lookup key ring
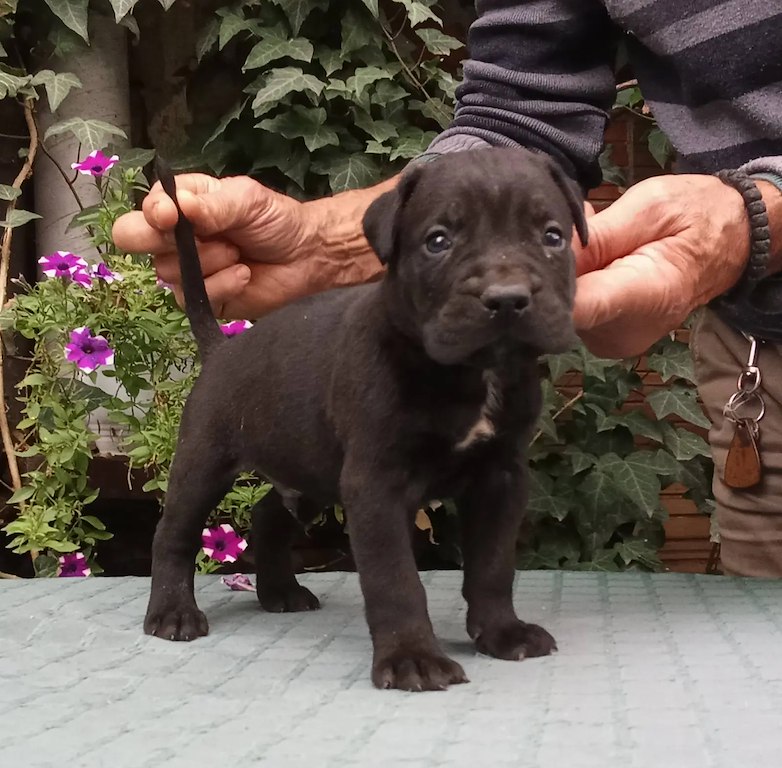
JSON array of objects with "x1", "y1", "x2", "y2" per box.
[{"x1": 723, "y1": 333, "x2": 766, "y2": 426}]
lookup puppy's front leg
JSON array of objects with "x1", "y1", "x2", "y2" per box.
[
  {"x1": 341, "y1": 466, "x2": 468, "y2": 692},
  {"x1": 458, "y1": 466, "x2": 557, "y2": 660}
]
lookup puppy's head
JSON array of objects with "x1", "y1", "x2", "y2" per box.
[{"x1": 363, "y1": 148, "x2": 586, "y2": 365}]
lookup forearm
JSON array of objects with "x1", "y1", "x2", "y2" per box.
[
  {"x1": 429, "y1": 0, "x2": 617, "y2": 189},
  {"x1": 303, "y1": 175, "x2": 399, "y2": 286}
]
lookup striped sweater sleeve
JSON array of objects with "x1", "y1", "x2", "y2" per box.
[{"x1": 426, "y1": 0, "x2": 618, "y2": 190}]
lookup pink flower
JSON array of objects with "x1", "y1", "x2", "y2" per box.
[
  {"x1": 71, "y1": 150, "x2": 119, "y2": 177},
  {"x1": 155, "y1": 277, "x2": 173, "y2": 292},
  {"x1": 39, "y1": 251, "x2": 92, "y2": 288},
  {"x1": 220, "y1": 320, "x2": 253, "y2": 337},
  {"x1": 91, "y1": 262, "x2": 123, "y2": 283},
  {"x1": 221, "y1": 574, "x2": 255, "y2": 592},
  {"x1": 202, "y1": 523, "x2": 247, "y2": 563},
  {"x1": 64, "y1": 327, "x2": 114, "y2": 373},
  {"x1": 58, "y1": 552, "x2": 91, "y2": 577}
]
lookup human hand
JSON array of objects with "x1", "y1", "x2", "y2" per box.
[
  {"x1": 112, "y1": 173, "x2": 391, "y2": 319},
  {"x1": 573, "y1": 174, "x2": 751, "y2": 358}
]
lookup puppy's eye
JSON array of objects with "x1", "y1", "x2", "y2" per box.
[
  {"x1": 425, "y1": 230, "x2": 452, "y2": 255},
  {"x1": 543, "y1": 227, "x2": 565, "y2": 249}
]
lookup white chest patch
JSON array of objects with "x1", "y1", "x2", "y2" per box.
[{"x1": 455, "y1": 371, "x2": 503, "y2": 451}]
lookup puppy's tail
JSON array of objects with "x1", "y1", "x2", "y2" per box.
[{"x1": 155, "y1": 158, "x2": 224, "y2": 359}]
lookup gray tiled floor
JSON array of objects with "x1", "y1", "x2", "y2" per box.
[{"x1": 2, "y1": 571, "x2": 782, "y2": 767}]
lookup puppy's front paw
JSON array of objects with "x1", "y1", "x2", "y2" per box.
[
  {"x1": 257, "y1": 583, "x2": 320, "y2": 613},
  {"x1": 473, "y1": 620, "x2": 557, "y2": 660},
  {"x1": 372, "y1": 647, "x2": 469, "y2": 692},
  {"x1": 144, "y1": 602, "x2": 208, "y2": 641}
]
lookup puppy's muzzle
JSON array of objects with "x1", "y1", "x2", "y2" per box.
[{"x1": 480, "y1": 284, "x2": 532, "y2": 320}]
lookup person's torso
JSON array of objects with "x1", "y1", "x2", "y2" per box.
[{"x1": 602, "y1": 0, "x2": 782, "y2": 173}]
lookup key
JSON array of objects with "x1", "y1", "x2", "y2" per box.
[{"x1": 723, "y1": 418, "x2": 762, "y2": 490}]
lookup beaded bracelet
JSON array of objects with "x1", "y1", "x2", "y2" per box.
[{"x1": 715, "y1": 169, "x2": 772, "y2": 299}]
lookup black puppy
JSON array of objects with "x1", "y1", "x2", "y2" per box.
[{"x1": 145, "y1": 148, "x2": 587, "y2": 691}]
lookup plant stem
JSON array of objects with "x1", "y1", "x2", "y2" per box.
[
  {"x1": 530, "y1": 390, "x2": 585, "y2": 445},
  {"x1": 0, "y1": 98, "x2": 39, "y2": 498}
]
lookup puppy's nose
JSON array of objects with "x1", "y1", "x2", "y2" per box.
[{"x1": 480, "y1": 284, "x2": 531, "y2": 315}]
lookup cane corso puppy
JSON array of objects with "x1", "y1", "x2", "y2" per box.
[{"x1": 145, "y1": 148, "x2": 587, "y2": 691}]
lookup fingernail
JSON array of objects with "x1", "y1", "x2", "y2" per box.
[{"x1": 236, "y1": 265, "x2": 251, "y2": 283}]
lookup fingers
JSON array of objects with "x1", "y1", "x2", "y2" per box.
[
  {"x1": 154, "y1": 240, "x2": 242, "y2": 283},
  {"x1": 171, "y1": 265, "x2": 252, "y2": 318}
]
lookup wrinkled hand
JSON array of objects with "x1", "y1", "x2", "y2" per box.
[
  {"x1": 573, "y1": 174, "x2": 750, "y2": 358},
  {"x1": 112, "y1": 173, "x2": 377, "y2": 319}
]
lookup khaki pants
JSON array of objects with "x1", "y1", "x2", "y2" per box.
[{"x1": 692, "y1": 309, "x2": 782, "y2": 577}]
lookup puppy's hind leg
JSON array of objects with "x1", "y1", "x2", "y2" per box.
[
  {"x1": 144, "y1": 448, "x2": 235, "y2": 641},
  {"x1": 251, "y1": 489, "x2": 320, "y2": 613}
]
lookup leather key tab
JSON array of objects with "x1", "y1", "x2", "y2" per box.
[{"x1": 723, "y1": 420, "x2": 762, "y2": 489}]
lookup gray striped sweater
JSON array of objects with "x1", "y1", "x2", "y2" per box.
[{"x1": 428, "y1": 0, "x2": 782, "y2": 189}]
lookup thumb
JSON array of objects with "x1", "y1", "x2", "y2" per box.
[{"x1": 576, "y1": 188, "x2": 669, "y2": 276}]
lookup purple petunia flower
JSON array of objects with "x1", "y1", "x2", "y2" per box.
[
  {"x1": 155, "y1": 277, "x2": 173, "y2": 292},
  {"x1": 202, "y1": 523, "x2": 247, "y2": 563},
  {"x1": 64, "y1": 327, "x2": 114, "y2": 373},
  {"x1": 220, "y1": 320, "x2": 253, "y2": 337},
  {"x1": 39, "y1": 251, "x2": 92, "y2": 288},
  {"x1": 58, "y1": 552, "x2": 91, "y2": 577},
  {"x1": 91, "y1": 262, "x2": 123, "y2": 283},
  {"x1": 221, "y1": 574, "x2": 255, "y2": 592},
  {"x1": 71, "y1": 150, "x2": 119, "y2": 177}
]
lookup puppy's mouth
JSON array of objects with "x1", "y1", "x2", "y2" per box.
[{"x1": 422, "y1": 300, "x2": 577, "y2": 365}]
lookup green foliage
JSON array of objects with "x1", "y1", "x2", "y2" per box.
[{"x1": 517, "y1": 333, "x2": 713, "y2": 572}]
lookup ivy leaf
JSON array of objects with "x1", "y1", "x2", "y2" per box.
[
  {"x1": 545, "y1": 350, "x2": 582, "y2": 382},
  {"x1": 570, "y1": 549, "x2": 621, "y2": 572},
  {"x1": 1, "y1": 209, "x2": 42, "y2": 228},
  {"x1": 372, "y1": 80, "x2": 409, "y2": 107},
  {"x1": 365, "y1": 140, "x2": 390, "y2": 155},
  {"x1": 42, "y1": 0, "x2": 89, "y2": 41},
  {"x1": 389, "y1": 126, "x2": 436, "y2": 160},
  {"x1": 0, "y1": 184, "x2": 21, "y2": 201},
  {"x1": 599, "y1": 452, "x2": 661, "y2": 517},
  {"x1": 204, "y1": 98, "x2": 248, "y2": 149},
  {"x1": 107, "y1": 0, "x2": 139, "y2": 22},
  {"x1": 392, "y1": 0, "x2": 441, "y2": 27},
  {"x1": 359, "y1": 0, "x2": 378, "y2": 17},
  {"x1": 30, "y1": 69, "x2": 82, "y2": 112},
  {"x1": 0, "y1": 67, "x2": 32, "y2": 98},
  {"x1": 243, "y1": 36, "x2": 313, "y2": 71},
  {"x1": 352, "y1": 109, "x2": 398, "y2": 143},
  {"x1": 0, "y1": 41, "x2": 5, "y2": 58},
  {"x1": 347, "y1": 66, "x2": 392, "y2": 99},
  {"x1": 258, "y1": 105, "x2": 338, "y2": 152},
  {"x1": 44, "y1": 117, "x2": 127, "y2": 151},
  {"x1": 271, "y1": 0, "x2": 328, "y2": 35},
  {"x1": 648, "y1": 127, "x2": 673, "y2": 168},
  {"x1": 340, "y1": 9, "x2": 374, "y2": 57},
  {"x1": 646, "y1": 384, "x2": 711, "y2": 429},
  {"x1": 647, "y1": 345, "x2": 696, "y2": 383},
  {"x1": 562, "y1": 446, "x2": 598, "y2": 475},
  {"x1": 250, "y1": 67, "x2": 325, "y2": 117},
  {"x1": 196, "y1": 18, "x2": 219, "y2": 61},
  {"x1": 581, "y1": 349, "x2": 616, "y2": 381},
  {"x1": 218, "y1": 9, "x2": 250, "y2": 50},
  {"x1": 661, "y1": 423, "x2": 710, "y2": 461},
  {"x1": 315, "y1": 47, "x2": 343, "y2": 77},
  {"x1": 311, "y1": 152, "x2": 381, "y2": 192},
  {"x1": 409, "y1": 97, "x2": 452, "y2": 129},
  {"x1": 157, "y1": 0, "x2": 176, "y2": 8},
  {"x1": 614, "y1": 537, "x2": 664, "y2": 570},
  {"x1": 526, "y1": 470, "x2": 570, "y2": 523},
  {"x1": 415, "y1": 28, "x2": 464, "y2": 56}
]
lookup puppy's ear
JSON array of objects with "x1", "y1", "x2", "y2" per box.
[
  {"x1": 362, "y1": 165, "x2": 423, "y2": 265},
  {"x1": 544, "y1": 158, "x2": 589, "y2": 247}
]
